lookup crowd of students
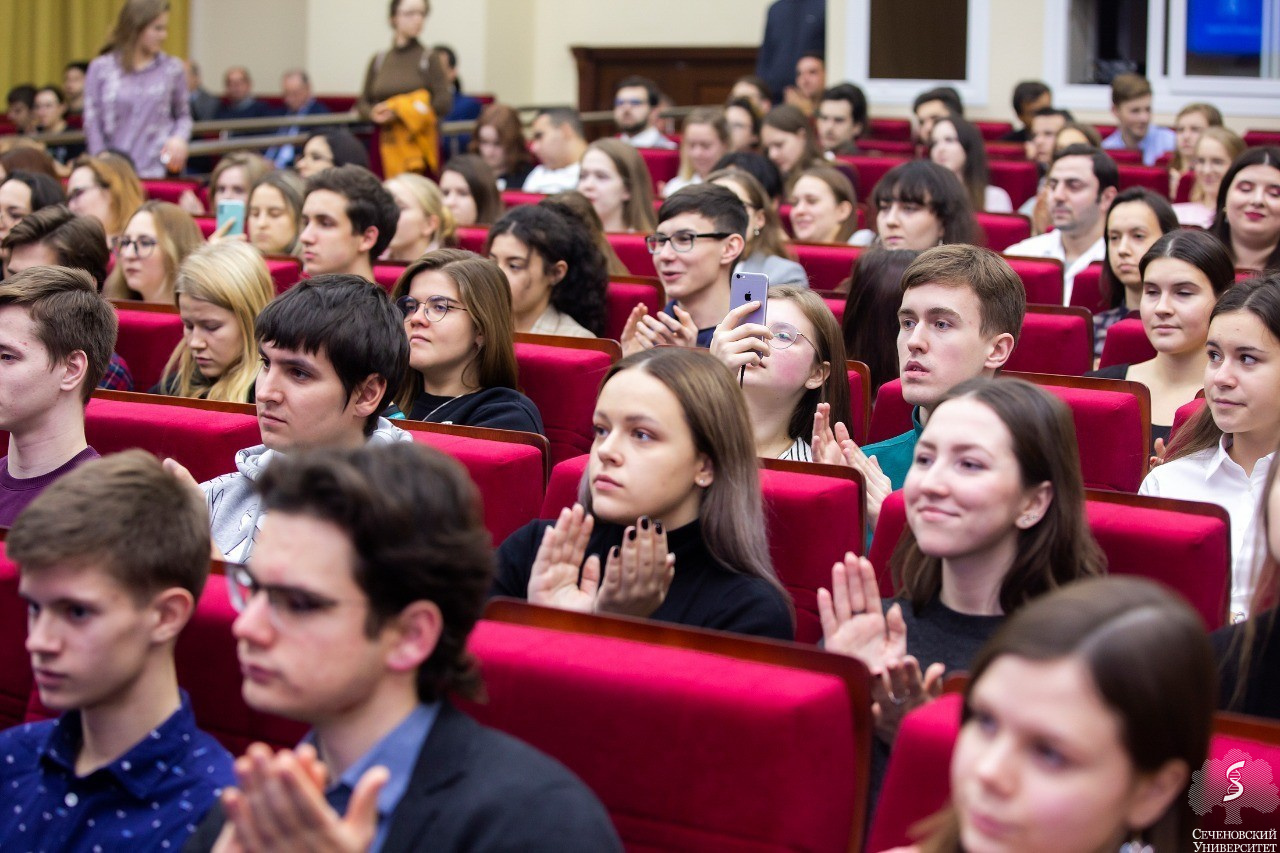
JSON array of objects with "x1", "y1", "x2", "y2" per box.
[{"x1": 0, "y1": 0, "x2": 1277, "y2": 849}]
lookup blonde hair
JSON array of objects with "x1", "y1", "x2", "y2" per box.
[
  {"x1": 72, "y1": 153, "x2": 145, "y2": 239},
  {"x1": 584, "y1": 139, "x2": 657, "y2": 233},
  {"x1": 1191, "y1": 126, "x2": 1246, "y2": 205},
  {"x1": 159, "y1": 241, "x2": 274, "y2": 402},
  {"x1": 103, "y1": 200, "x2": 204, "y2": 302},
  {"x1": 385, "y1": 172, "x2": 457, "y2": 253},
  {"x1": 676, "y1": 108, "x2": 730, "y2": 182}
]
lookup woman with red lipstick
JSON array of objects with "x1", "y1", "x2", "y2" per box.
[
  {"x1": 1141, "y1": 275, "x2": 1280, "y2": 622},
  {"x1": 905, "y1": 577, "x2": 1211, "y2": 853},
  {"x1": 492, "y1": 347, "x2": 794, "y2": 639},
  {"x1": 820, "y1": 377, "x2": 1102, "y2": 743},
  {"x1": 1089, "y1": 188, "x2": 1178, "y2": 359},
  {"x1": 1210, "y1": 147, "x2": 1280, "y2": 273}
]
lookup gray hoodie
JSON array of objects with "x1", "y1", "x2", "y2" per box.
[{"x1": 201, "y1": 417, "x2": 413, "y2": 561}]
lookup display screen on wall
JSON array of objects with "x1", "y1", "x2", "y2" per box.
[{"x1": 1187, "y1": 0, "x2": 1262, "y2": 56}]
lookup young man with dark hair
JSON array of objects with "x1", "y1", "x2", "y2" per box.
[
  {"x1": 2, "y1": 205, "x2": 133, "y2": 390},
  {"x1": 300, "y1": 164, "x2": 400, "y2": 280},
  {"x1": 1005, "y1": 144, "x2": 1118, "y2": 303},
  {"x1": 1000, "y1": 80, "x2": 1052, "y2": 143},
  {"x1": 912, "y1": 86, "x2": 964, "y2": 146},
  {"x1": 816, "y1": 82, "x2": 868, "y2": 156},
  {"x1": 62, "y1": 61, "x2": 89, "y2": 117},
  {"x1": 0, "y1": 450, "x2": 233, "y2": 851},
  {"x1": 174, "y1": 274, "x2": 413, "y2": 561},
  {"x1": 755, "y1": 0, "x2": 825, "y2": 107},
  {"x1": 791, "y1": 51, "x2": 826, "y2": 113},
  {"x1": 523, "y1": 108, "x2": 589, "y2": 193},
  {"x1": 815, "y1": 245, "x2": 1026, "y2": 528},
  {"x1": 613, "y1": 75, "x2": 674, "y2": 150},
  {"x1": 621, "y1": 184, "x2": 747, "y2": 353},
  {"x1": 184, "y1": 443, "x2": 620, "y2": 852},
  {"x1": 1102, "y1": 72, "x2": 1176, "y2": 166},
  {"x1": 0, "y1": 266, "x2": 115, "y2": 524},
  {"x1": 6, "y1": 83, "x2": 37, "y2": 135}
]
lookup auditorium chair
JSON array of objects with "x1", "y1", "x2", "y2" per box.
[
  {"x1": 973, "y1": 120, "x2": 1013, "y2": 140},
  {"x1": 867, "y1": 488, "x2": 1230, "y2": 629},
  {"x1": 539, "y1": 454, "x2": 865, "y2": 644},
  {"x1": 605, "y1": 276, "x2": 665, "y2": 340},
  {"x1": 111, "y1": 300, "x2": 184, "y2": 390},
  {"x1": 858, "y1": 138, "x2": 914, "y2": 156},
  {"x1": 1171, "y1": 396, "x2": 1205, "y2": 441},
  {"x1": 1106, "y1": 148, "x2": 1143, "y2": 164},
  {"x1": 500, "y1": 189, "x2": 547, "y2": 209},
  {"x1": 1068, "y1": 261, "x2": 1108, "y2": 314},
  {"x1": 975, "y1": 211, "x2": 1032, "y2": 252},
  {"x1": 455, "y1": 225, "x2": 488, "y2": 253},
  {"x1": 473, "y1": 600, "x2": 874, "y2": 851},
  {"x1": 1244, "y1": 130, "x2": 1280, "y2": 147},
  {"x1": 835, "y1": 155, "x2": 908, "y2": 199},
  {"x1": 606, "y1": 232, "x2": 653, "y2": 277},
  {"x1": 194, "y1": 215, "x2": 218, "y2": 238},
  {"x1": 1003, "y1": 305, "x2": 1093, "y2": 376},
  {"x1": 637, "y1": 147, "x2": 680, "y2": 191},
  {"x1": 513, "y1": 333, "x2": 620, "y2": 465},
  {"x1": 1001, "y1": 255, "x2": 1065, "y2": 304},
  {"x1": 867, "y1": 118, "x2": 911, "y2": 142},
  {"x1": 791, "y1": 241, "x2": 862, "y2": 292},
  {"x1": 372, "y1": 260, "x2": 409, "y2": 292},
  {"x1": 985, "y1": 160, "x2": 1038, "y2": 209},
  {"x1": 1117, "y1": 164, "x2": 1171, "y2": 197},
  {"x1": 984, "y1": 140, "x2": 1029, "y2": 161},
  {"x1": 847, "y1": 359, "x2": 872, "y2": 445},
  {"x1": 140, "y1": 179, "x2": 203, "y2": 205},
  {"x1": 818, "y1": 288, "x2": 846, "y2": 322},
  {"x1": 1174, "y1": 170, "x2": 1196, "y2": 204},
  {"x1": 1098, "y1": 316, "x2": 1157, "y2": 368},
  {"x1": 264, "y1": 255, "x2": 303, "y2": 294},
  {"x1": 0, "y1": 542, "x2": 30, "y2": 730}
]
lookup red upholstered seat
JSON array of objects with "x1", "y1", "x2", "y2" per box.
[
  {"x1": 858, "y1": 138, "x2": 914, "y2": 156},
  {"x1": 112, "y1": 302, "x2": 184, "y2": 391},
  {"x1": 821, "y1": 291, "x2": 845, "y2": 322},
  {"x1": 1068, "y1": 261, "x2": 1107, "y2": 313},
  {"x1": 868, "y1": 118, "x2": 912, "y2": 142},
  {"x1": 1118, "y1": 164, "x2": 1171, "y2": 197},
  {"x1": 867, "y1": 378, "x2": 913, "y2": 444},
  {"x1": 637, "y1": 147, "x2": 680, "y2": 190},
  {"x1": 86, "y1": 392, "x2": 260, "y2": 483},
  {"x1": 835, "y1": 155, "x2": 908, "y2": 198},
  {"x1": 605, "y1": 277, "x2": 664, "y2": 340},
  {"x1": 974, "y1": 120, "x2": 1013, "y2": 140},
  {"x1": 984, "y1": 141, "x2": 1029, "y2": 161},
  {"x1": 468, "y1": 607, "x2": 871, "y2": 850},
  {"x1": 1175, "y1": 170, "x2": 1196, "y2": 203},
  {"x1": 455, "y1": 225, "x2": 488, "y2": 253},
  {"x1": 986, "y1": 160, "x2": 1038, "y2": 208},
  {"x1": 1005, "y1": 305, "x2": 1093, "y2": 376},
  {"x1": 1107, "y1": 147, "x2": 1142, "y2": 164},
  {"x1": 513, "y1": 335, "x2": 619, "y2": 465},
  {"x1": 372, "y1": 261, "x2": 408, "y2": 292},
  {"x1": 0, "y1": 544, "x2": 31, "y2": 731},
  {"x1": 1002, "y1": 255, "x2": 1065, "y2": 304},
  {"x1": 848, "y1": 360, "x2": 872, "y2": 445},
  {"x1": 1099, "y1": 317, "x2": 1156, "y2": 368},
  {"x1": 1171, "y1": 396, "x2": 1205, "y2": 442},
  {"x1": 867, "y1": 692, "x2": 962, "y2": 851},
  {"x1": 194, "y1": 216, "x2": 217, "y2": 238},
  {"x1": 500, "y1": 189, "x2": 547, "y2": 209},
  {"x1": 975, "y1": 211, "x2": 1032, "y2": 252},
  {"x1": 606, "y1": 232, "x2": 653, "y2": 276},
  {"x1": 315, "y1": 94, "x2": 357, "y2": 112},
  {"x1": 1201, "y1": 716, "x2": 1280, "y2": 832},
  {"x1": 141, "y1": 179, "x2": 202, "y2": 204},
  {"x1": 1244, "y1": 129, "x2": 1280, "y2": 147},
  {"x1": 264, "y1": 255, "x2": 303, "y2": 294},
  {"x1": 791, "y1": 241, "x2": 861, "y2": 291},
  {"x1": 869, "y1": 489, "x2": 1230, "y2": 629},
  {"x1": 540, "y1": 455, "x2": 865, "y2": 643}
]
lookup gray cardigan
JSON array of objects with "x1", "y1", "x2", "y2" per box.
[{"x1": 734, "y1": 251, "x2": 810, "y2": 287}]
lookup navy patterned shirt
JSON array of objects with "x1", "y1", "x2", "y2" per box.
[{"x1": 0, "y1": 692, "x2": 233, "y2": 852}]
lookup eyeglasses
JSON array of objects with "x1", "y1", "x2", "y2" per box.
[
  {"x1": 614, "y1": 98, "x2": 647, "y2": 108},
  {"x1": 766, "y1": 321, "x2": 814, "y2": 350},
  {"x1": 645, "y1": 230, "x2": 733, "y2": 254},
  {"x1": 225, "y1": 563, "x2": 363, "y2": 632},
  {"x1": 396, "y1": 294, "x2": 468, "y2": 322},
  {"x1": 112, "y1": 236, "x2": 158, "y2": 258}
]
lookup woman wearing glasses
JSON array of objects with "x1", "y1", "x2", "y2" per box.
[
  {"x1": 710, "y1": 285, "x2": 852, "y2": 460},
  {"x1": 103, "y1": 200, "x2": 203, "y2": 302},
  {"x1": 389, "y1": 248, "x2": 544, "y2": 433},
  {"x1": 67, "y1": 153, "x2": 145, "y2": 248}
]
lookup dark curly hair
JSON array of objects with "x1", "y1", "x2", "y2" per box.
[{"x1": 485, "y1": 204, "x2": 608, "y2": 336}]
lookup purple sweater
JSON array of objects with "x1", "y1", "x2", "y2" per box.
[
  {"x1": 84, "y1": 52, "x2": 191, "y2": 178},
  {"x1": 0, "y1": 447, "x2": 99, "y2": 527}
]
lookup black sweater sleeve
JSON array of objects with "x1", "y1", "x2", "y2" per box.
[{"x1": 492, "y1": 519, "x2": 550, "y2": 599}]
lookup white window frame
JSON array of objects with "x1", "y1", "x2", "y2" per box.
[
  {"x1": 1042, "y1": 0, "x2": 1280, "y2": 117},
  {"x1": 842, "y1": 0, "x2": 991, "y2": 108}
]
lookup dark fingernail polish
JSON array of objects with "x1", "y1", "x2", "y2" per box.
[
  {"x1": 609, "y1": 546, "x2": 620, "y2": 559},
  {"x1": 640, "y1": 516, "x2": 651, "y2": 530},
  {"x1": 627, "y1": 527, "x2": 637, "y2": 541},
  {"x1": 654, "y1": 520, "x2": 663, "y2": 534}
]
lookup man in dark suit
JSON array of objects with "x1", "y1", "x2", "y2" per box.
[
  {"x1": 755, "y1": 0, "x2": 825, "y2": 111},
  {"x1": 266, "y1": 69, "x2": 331, "y2": 168},
  {"x1": 182, "y1": 443, "x2": 620, "y2": 853}
]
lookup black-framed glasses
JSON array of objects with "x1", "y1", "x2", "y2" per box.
[
  {"x1": 645, "y1": 230, "x2": 733, "y2": 254},
  {"x1": 112, "y1": 236, "x2": 158, "y2": 258},
  {"x1": 225, "y1": 563, "x2": 363, "y2": 632},
  {"x1": 396, "y1": 294, "x2": 468, "y2": 322},
  {"x1": 766, "y1": 321, "x2": 813, "y2": 351}
]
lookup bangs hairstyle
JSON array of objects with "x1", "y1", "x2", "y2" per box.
[
  {"x1": 469, "y1": 103, "x2": 533, "y2": 171},
  {"x1": 657, "y1": 182, "x2": 749, "y2": 239},
  {"x1": 0, "y1": 265, "x2": 116, "y2": 403},
  {"x1": 1100, "y1": 187, "x2": 1178, "y2": 308},
  {"x1": 900, "y1": 244, "x2": 1026, "y2": 341},
  {"x1": 256, "y1": 442, "x2": 492, "y2": 704},
  {"x1": 385, "y1": 172, "x2": 458, "y2": 248},
  {"x1": 870, "y1": 159, "x2": 977, "y2": 246},
  {"x1": 105, "y1": 0, "x2": 169, "y2": 70},
  {"x1": 256, "y1": 274, "x2": 409, "y2": 435},
  {"x1": 71, "y1": 152, "x2": 144, "y2": 237},
  {"x1": 1166, "y1": 274, "x2": 1280, "y2": 462},
  {"x1": 891, "y1": 377, "x2": 1104, "y2": 612},
  {"x1": 8, "y1": 450, "x2": 212, "y2": 603},
  {"x1": 1211, "y1": 146, "x2": 1280, "y2": 272},
  {"x1": 486, "y1": 205, "x2": 608, "y2": 336},
  {"x1": 707, "y1": 167, "x2": 793, "y2": 261},
  {"x1": 103, "y1": 200, "x2": 204, "y2": 302},
  {"x1": 920, "y1": 577, "x2": 1211, "y2": 852},
  {"x1": 161, "y1": 241, "x2": 275, "y2": 403},
  {"x1": 583, "y1": 139, "x2": 657, "y2": 233},
  {"x1": 769, "y1": 284, "x2": 853, "y2": 441},
  {"x1": 248, "y1": 170, "x2": 307, "y2": 255},
  {"x1": 390, "y1": 249, "x2": 518, "y2": 413},
  {"x1": 583, "y1": 347, "x2": 792, "y2": 625},
  {"x1": 305, "y1": 164, "x2": 400, "y2": 259},
  {"x1": 793, "y1": 164, "x2": 857, "y2": 242},
  {"x1": 441, "y1": 154, "x2": 504, "y2": 226}
]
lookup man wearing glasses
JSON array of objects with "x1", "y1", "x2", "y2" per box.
[
  {"x1": 299, "y1": 165, "x2": 400, "y2": 282},
  {"x1": 622, "y1": 184, "x2": 746, "y2": 354},
  {"x1": 167, "y1": 275, "x2": 413, "y2": 561},
  {"x1": 612, "y1": 76, "x2": 676, "y2": 150}
]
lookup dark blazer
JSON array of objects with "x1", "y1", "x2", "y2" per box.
[{"x1": 183, "y1": 702, "x2": 621, "y2": 853}]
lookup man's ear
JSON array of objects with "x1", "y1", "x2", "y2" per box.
[
  {"x1": 58, "y1": 350, "x2": 88, "y2": 395},
  {"x1": 348, "y1": 373, "x2": 388, "y2": 418},
  {"x1": 384, "y1": 600, "x2": 443, "y2": 673},
  {"x1": 721, "y1": 233, "x2": 746, "y2": 267},
  {"x1": 1099, "y1": 185, "x2": 1118, "y2": 210},
  {"x1": 358, "y1": 226, "x2": 379, "y2": 255},
  {"x1": 149, "y1": 588, "x2": 196, "y2": 644},
  {"x1": 984, "y1": 332, "x2": 1017, "y2": 371}
]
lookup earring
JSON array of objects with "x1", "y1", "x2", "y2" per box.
[
  {"x1": 753, "y1": 227, "x2": 762, "y2": 237},
  {"x1": 697, "y1": 477, "x2": 709, "y2": 487},
  {"x1": 1119, "y1": 836, "x2": 1153, "y2": 853},
  {"x1": 1020, "y1": 514, "x2": 1038, "y2": 527}
]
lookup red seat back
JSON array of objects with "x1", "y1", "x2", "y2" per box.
[
  {"x1": 605, "y1": 277, "x2": 665, "y2": 340},
  {"x1": 455, "y1": 225, "x2": 488, "y2": 253},
  {"x1": 141, "y1": 179, "x2": 202, "y2": 204},
  {"x1": 791, "y1": 241, "x2": 862, "y2": 291},
  {"x1": 847, "y1": 360, "x2": 872, "y2": 445},
  {"x1": 868, "y1": 118, "x2": 912, "y2": 142},
  {"x1": 637, "y1": 147, "x2": 680, "y2": 191},
  {"x1": 1099, "y1": 317, "x2": 1156, "y2": 368},
  {"x1": 112, "y1": 302, "x2": 184, "y2": 391},
  {"x1": 1171, "y1": 397, "x2": 1205, "y2": 444},
  {"x1": 1244, "y1": 130, "x2": 1280, "y2": 147},
  {"x1": 1200, "y1": 717, "x2": 1280, "y2": 832},
  {"x1": 1005, "y1": 305, "x2": 1093, "y2": 376},
  {"x1": 0, "y1": 545, "x2": 30, "y2": 731},
  {"x1": 1175, "y1": 170, "x2": 1196, "y2": 203},
  {"x1": 984, "y1": 140, "x2": 1029, "y2": 161},
  {"x1": 975, "y1": 211, "x2": 1032, "y2": 252},
  {"x1": 606, "y1": 232, "x2": 653, "y2": 276},
  {"x1": 974, "y1": 120, "x2": 1013, "y2": 140},
  {"x1": 1068, "y1": 261, "x2": 1108, "y2": 314},
  {"x1": 465, "y1": 612, "x2": 870, "y2": 851},
  {"x1": 986, "y1": 160, "x2": 1038, "y2": 208},
  {"x1": 264, "y1": 255, "x2": 303, "y2": 294},
  {"x1": 513, "y1": 335, "x2": 619, "y2": 465},
  {"x1": 194, "y1": 215, "x2": 217, "y2": 238},
  {"x1": 867, "y1": 378, "x2": 914, "y2": 444},
  {"x1": 1118, "y1": 164, "x2": 1171, "y2": 197},
  {"x1": 834, "y1": 155, "x2": 908, "y2": 198},
  {"x1": 500, "y1": 189, "x2": 547, "y2": 208},
  {"x1": 372, "y1": 261, "x2": 408, "y2": 293},
  {"x1": 858, "y1": 138, "x2": 914, "y2": 156},
  {"x1": 1107, "y1": 147, "x2": 1143, "y2": 164},
  {"x1": 1002, "y1": 254, "x2": 1065, "y2": 304}
]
